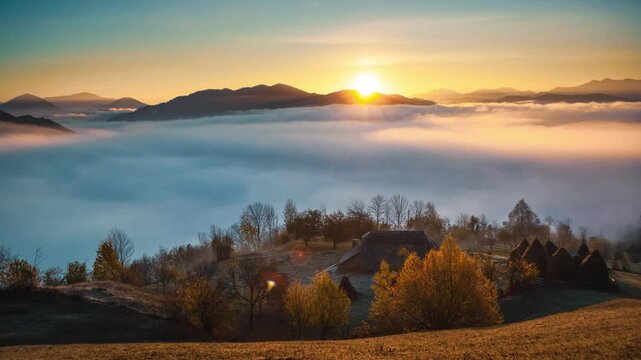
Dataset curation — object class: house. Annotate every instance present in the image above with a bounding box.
[336,231,438,273]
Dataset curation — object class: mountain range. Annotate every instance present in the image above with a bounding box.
[0,111,74,134]
[0,93,147,117]
[416,79,641,104]
[110,84,435,122]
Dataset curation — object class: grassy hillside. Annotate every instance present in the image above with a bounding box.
[2,298,640,359]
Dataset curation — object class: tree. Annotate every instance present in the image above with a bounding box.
[347,199,368,218]
[92,239,123,281]
[556,218,574,249]
[43,267,64,286]
[322,210,348,248]
[0,246,13,277]
[106,228,134,267]
[283,199,298,236]
[369,234,502,332]
[224,256,269,329]
[309,272,351,339]
[65,261,89,284]
[368,195,387,229]
[239,202,275,251]
[407,202,448,243]
[1,259,38,290]
[199,225,233,261]
[283,281,312,339]
[290,209,323,247]
[506,199,541,244]
[389,194,409,229]
[507,258,538,294]
[183,278,233,338]
[369,260,404,333]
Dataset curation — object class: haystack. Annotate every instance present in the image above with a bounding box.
[509,239,530,261]
[576,242,590,261]
[579,250,610,284]
[338,276,359,300]
[522,239,547,277]
[547,248,576,281]
[544,241,558,257]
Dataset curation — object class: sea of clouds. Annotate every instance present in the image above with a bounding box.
[1,102,640,268]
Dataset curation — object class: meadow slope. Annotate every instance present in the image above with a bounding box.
[3,298,640,360]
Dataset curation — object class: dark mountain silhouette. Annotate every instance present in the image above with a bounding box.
[111,84,435,121]
[549,78,641,100]
[0,94,59,116]
[103,97,147,110]
[0,110,74,134]
[493,93,627,104]
[45,92,115,111]
[416,87,535,103]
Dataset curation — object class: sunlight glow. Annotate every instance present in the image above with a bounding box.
[351,73,382,97]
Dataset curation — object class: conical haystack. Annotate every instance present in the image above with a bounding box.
[522,239,547,277]
[339,276,359,300]
[579,250,610,284]
[544,241,558,257]
[510,239,530,261]
[547,248,576,281]
[576,242,590,261]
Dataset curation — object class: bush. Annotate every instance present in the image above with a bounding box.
[369,234,502,332]
[283,281,312,339]
[43,267,64,286]
[507,258,539,294]
[65,261,89,284]
[2,259,38,290]
[183,278,234,338]
[309,271,351,339]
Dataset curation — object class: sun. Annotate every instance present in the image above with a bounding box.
[351,73,382,97]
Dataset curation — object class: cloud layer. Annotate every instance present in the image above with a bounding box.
[1,102,640,267]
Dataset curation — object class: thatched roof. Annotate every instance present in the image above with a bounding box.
[544,241,559,257]
[547,248,576,281]
[522,239,548,277]
[338,276,359,300]
[576,242,590,260]
[509,239,530,261]
[336,231,438,273]
[579,250,610,284]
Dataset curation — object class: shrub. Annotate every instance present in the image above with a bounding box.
[283,281,312,339]
[43,267,64,286]
[65,261,89,284]
[2,259,38,290]
[369,234,502,332]
[183,278,234,338]
[507,258,539,294]
[309,271,351,339]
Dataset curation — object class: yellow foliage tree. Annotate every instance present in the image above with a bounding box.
[309,271,351,339]
[283,281,312,339]
[183,278,233,338]
[92,240,123,281]
[370,234,502,332]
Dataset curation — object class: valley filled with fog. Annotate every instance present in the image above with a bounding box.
[1,103,640,268]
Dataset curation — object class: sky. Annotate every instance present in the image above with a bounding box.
[1,103,641,268]
[1,0,641,103]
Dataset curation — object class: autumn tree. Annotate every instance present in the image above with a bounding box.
[369,260,404,333]
[43,267,64,286]
[290,209,323,247]
[507,258,539,294]
[322,210,348,248]
[309,272,351,339]
[92,239,123,281]
[239,202,275,251]
[183,278,234,338]
[65,261,89,284]
[1,259,39,290]
[283,281,312,339]
[369,234,502,332]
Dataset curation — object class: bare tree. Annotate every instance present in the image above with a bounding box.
[347,199,368,218]
[240,202,274,251]
[579,226,589,242]
[389,194,409,229]
[411,200,426,219]
[224,256,268,329]
[106,228,134,267]
[283,199,297,228]
[265,206,279,248]
[368,195,386,229]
